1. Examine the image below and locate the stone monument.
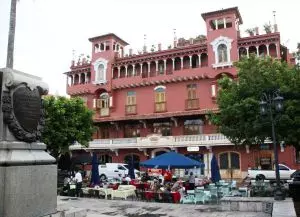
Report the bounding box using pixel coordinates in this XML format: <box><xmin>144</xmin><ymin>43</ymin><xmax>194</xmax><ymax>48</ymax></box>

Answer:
<box><xmin>0</xmin><ymin>68</ymin><xmax>57</xmax><ymax>217</ymax></box>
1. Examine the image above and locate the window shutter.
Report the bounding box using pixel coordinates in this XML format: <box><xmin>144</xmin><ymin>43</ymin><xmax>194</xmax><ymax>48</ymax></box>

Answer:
<box><xmin>96</xmin><ymin>99</ymin><xmax>101</xmax><ymax>108</ymax></box>
<box><xmin>93</xmin><ymin>99</ymin><xmax>97</xmax><ymax>108</ymax></box>
<box><xmin>109</xmin><ymin>96</ymin><xmax>113</xmax><ymax>107</ymax></box>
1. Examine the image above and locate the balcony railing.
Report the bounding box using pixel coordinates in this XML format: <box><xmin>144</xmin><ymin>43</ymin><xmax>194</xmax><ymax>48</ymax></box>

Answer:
<box><xmin>154</xmin><ymin>102</ymin><xmax>167</xmax><ymax>112</ymax></box>
<box><xmin>185</xmin><ymin>98</ymin><xmax>199</xmax><ymax>110</ymax></box>
<box><xmin>70</xmin><ymin>133</ymin><xmax>233</xmax><ymax>150</ymax></box>
<box><xmin>125</xmin><ymin>105</ymin><xmax>137</xmax><ymax>115</ymax></box>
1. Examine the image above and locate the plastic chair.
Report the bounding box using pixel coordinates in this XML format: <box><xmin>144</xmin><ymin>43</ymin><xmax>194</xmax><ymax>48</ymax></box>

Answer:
<box><xmin>187</xmin><ymin>190</ymin><xmax>195</xmax><ymax>195</ymax></box>
<box><xmin>209</xmin><ymin>187</ymin><xmax>218</xmax><ymax>199</ymax></box>
<box><xmin>194</xmin><ymin>191</ymin><xmax>206</xmax><ymax>204</ymax></box>
<box><xmin>231</xmin><ymin>180</ymin><xmax>237</xmax><ymax>189</ymax></box>
<box><xmin>181</xmin><ymin>194</ymin><xmax>195</xmax><ymax>204</ymax></box>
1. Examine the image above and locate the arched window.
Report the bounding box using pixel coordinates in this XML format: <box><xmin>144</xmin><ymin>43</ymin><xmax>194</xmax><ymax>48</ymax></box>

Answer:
<box><xmin>219</xmin><ymin>152</ymin><xmax>240</xmax><ymax>170</ymax></box>
<box><xmin>154</xmin><ymin>86</ymin><xmax>166</xmax><ymax>112</ymax></box>
<box><xmin>217</xmin><ymin>44</ymin><xmax>228</xmax><ymax>63</ymax></box>
<box><xmin>99</xmin><ymin>93</ymin><xmax>109</xmax><ymax>108</ymax></box>
<box><xmin>97</xmin><ymin>64</ymin><xmax>105</xmax><ymax>81</ymax></box>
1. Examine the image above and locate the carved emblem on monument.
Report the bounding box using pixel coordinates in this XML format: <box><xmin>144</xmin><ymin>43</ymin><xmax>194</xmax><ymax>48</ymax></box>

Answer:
<box><xmin>1</xmin><ymin>70</ymin><xmax>48</xmax><ymax>143</ymax></box>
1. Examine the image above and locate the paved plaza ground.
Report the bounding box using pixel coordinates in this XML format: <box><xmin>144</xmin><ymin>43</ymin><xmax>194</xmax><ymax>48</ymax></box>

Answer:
<box><xmin>57</xmin><ymin>196</ymin><xmax>271</xmax><ymax>217</ymax></box>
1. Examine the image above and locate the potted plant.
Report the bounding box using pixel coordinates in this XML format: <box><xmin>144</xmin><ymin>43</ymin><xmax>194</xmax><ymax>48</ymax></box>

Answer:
<box><xmin>168</xmin><ymin>45</ymin><xmax>172</xmax><ymax>49</ymax></box>
<box><xmin>245</xmin><ymin>28</ymin><xmax>255</xmax><ymax>36</ymax></box>
<box><xmin>263</xmin><ymin>23</ymin><xmax>272</xmax><ymax>34</ymax></box>
<box><xmin>150</xmin><ymin>45</ymin><xmax>155</xmax><ymax>52</ymax></box>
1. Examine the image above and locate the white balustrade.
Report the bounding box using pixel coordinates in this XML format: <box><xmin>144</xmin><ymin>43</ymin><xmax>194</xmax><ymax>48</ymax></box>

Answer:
<box><xmin>69</xmin><ymin>133</ymin><xmax>232</xmax><ymax>150</ymax></box>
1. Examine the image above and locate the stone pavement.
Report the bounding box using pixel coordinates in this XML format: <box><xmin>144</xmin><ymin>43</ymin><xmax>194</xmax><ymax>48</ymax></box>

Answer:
<box><xmin>57</xmin><ymin>196</ymin><xmax>271</xmax><ymax>217</ymax></box>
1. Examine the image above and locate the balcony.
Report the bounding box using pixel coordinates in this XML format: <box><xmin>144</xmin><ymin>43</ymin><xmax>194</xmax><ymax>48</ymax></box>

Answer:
<box><xmin>155</xmin><ymin>102</ymin><xmax>167</xmax><ymax>113</ymax></box>
<box><xmin>69</xmin><ymin>133</ymin><xmax>233</xmax><ymax>150</ymax></box>
<box><xmin>125</xmin><ymin>105</ymin><xmax>137</xmax><ymax>115</ymax></box>
<box><xmin>185</xmin><ymin>98</ymin><xmax>199</xmax><ymax>110</ymax></box>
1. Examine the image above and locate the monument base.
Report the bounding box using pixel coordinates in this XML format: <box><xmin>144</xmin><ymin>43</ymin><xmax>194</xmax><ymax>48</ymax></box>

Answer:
<box><xmin>0</xmin><ymin>142</ymin><xmax>57</xmax><ymax>217</ymax></box>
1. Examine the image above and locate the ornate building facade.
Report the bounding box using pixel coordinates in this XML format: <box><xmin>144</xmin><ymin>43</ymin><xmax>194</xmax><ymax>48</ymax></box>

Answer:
<box><xmin>65</xmin><ymin>7</ymin><xmax>297</xmax><ymax>179</ymax></box>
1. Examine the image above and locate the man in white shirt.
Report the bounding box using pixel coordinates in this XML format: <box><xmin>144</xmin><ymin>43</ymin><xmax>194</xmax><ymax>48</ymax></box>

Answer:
<box><xmin>74</xmin><ymin>169</ymin><xmax>83</xmax><ymax>197</ymax></box>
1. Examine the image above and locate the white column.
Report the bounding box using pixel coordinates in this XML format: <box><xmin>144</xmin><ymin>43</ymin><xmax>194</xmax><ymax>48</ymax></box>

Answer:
<box><xmin>140</xmin><ymin>63</ymin><xmax>143</xmax><ymax>75</ymax></box>
<box><xmin>256</xmin><ymin>46</ymin><xmax>259</xmax><ymax>57</ymax></box>
<box><xmin>172</xmin><ymin>58</ymin><xmax>175</xmax><ymax>70</ymax></box>
<box><xmin>275</xmin><ymin>44</ymin><xmax>279</xmax><ymax>58</ymax></box>
<box><xmin>148</xmin><ymin>62</ymin><xmax>150</xmax><ymax>76</ymax></box>
<box><xmin>78</xmin><ymin>74</ymin><xmax>81</xmax><ymax>84</ymax></box>
<box><xmin>223</xmin><ymin>18</ymin><xmax>226</xmax><ymax>28</ymax></box>
<box><xmin>215</xmin><ymin>19</ymin><xmax>218</xmax><ymax>29</ymax></box>
<box><xmin>125</xmin><ymin>65</ymin><xmax>128</xmax><ymax>77</ymax></box>
<box><xmin>180</xmin><ymin>57</ymin><xmax>183</xmax><ymax>69</ymax></box>
<box><xmin>164</xmin><ymin>59</ymin><xmax>167</xmax><ymax>74</ymax></box>
<box><xmin>155</xmin><ymin>60</ymin><xmax>158</xmax><ymax>72</ymax></box>
<box><xmin>189</xmin><ymin>56</ymin><xmax>192</xmax><ymax>68</ymax></box>
<box><xmin>72</xmin><ymin>75</ymin><xmax>75</xmax><ymax>85</ymax></box>
<box><xmin>266</xmin><ymin>44</ymin><xmax>270</xmax><ymax>56</ymax></box>
<box><xmin>246</xmin><ymin>47</ymin><xmax>249</xmax><ymax>58</ymax></box>
<box><xmin>211</xmin><ymin>84</ymin><xmax>216</xmax><ymax>97</ymax></box>
<box><xmin>118</xmin><ymin>66</ymin><xmax>120</xmax><ymax>78</ymax></box>
<box><xmin>85</xmin><ymin>72</ymin><xmax>88</xmax><ymax>83</ymax></box>
<box><xmin>198</xmin><ymin>54</ymin><xmax>201</xmax><ymax>67</ymax></box>
<box><xmin>133</xmin><ymin>65</ymin><xmax>135</xmax><ymax>76</ymax></box>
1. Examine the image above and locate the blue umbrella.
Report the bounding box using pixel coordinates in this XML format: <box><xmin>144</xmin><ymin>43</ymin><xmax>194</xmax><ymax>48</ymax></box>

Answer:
<box><xmin>140</xmin><ymin>152</ymin><xmax>204</xmax><ymax>169</ymax></box>
<box><xmin>128</xmin><ymin>157</ymin><xmax>135</xmax><ymax>180</ymax></box>
<box><xmin>90</xmin><ymin>153</ymin><xmax>100</xmax><ymax>185</ymax></box>
<box><xmin>211</xmin><ymin>154</ymin><xmax>221</xmax><ymax>183</ymax></box>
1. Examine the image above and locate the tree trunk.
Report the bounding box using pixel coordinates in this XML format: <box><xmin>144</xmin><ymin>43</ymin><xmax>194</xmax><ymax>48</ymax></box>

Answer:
<box><xmin>6</xmin><ymin>0</ymin><xmax>17</xmax><ymax>69</ymax></box>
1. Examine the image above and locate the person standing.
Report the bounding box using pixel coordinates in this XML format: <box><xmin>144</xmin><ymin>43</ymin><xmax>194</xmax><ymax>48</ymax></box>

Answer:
<box><xmin>188</xmin><ymin>172</ymin><xmax>195</xmax><ymax>190</ymax></box>
<box><xmin>74</xmin><ymin>169</ymin><xmax>83</xmax><ymax>197</ymax></box>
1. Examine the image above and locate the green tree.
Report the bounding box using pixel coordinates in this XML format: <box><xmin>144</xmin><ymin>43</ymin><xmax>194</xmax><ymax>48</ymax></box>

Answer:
<box><xmin>42</xmin><ymin>96</ymin><xmax>95</xmax><ymax>158</ymax></box>
<box><xmin>211</xmin><ymin>55</ymin><xmax>300</xmax><ymax>148</ymax></box>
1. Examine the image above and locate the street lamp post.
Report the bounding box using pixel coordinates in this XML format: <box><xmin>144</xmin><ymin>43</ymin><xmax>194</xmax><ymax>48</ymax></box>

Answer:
<box><xmin>259</xmin><ymin>92</ymin><xmax>285</xmax><ymax>200</ymax></box>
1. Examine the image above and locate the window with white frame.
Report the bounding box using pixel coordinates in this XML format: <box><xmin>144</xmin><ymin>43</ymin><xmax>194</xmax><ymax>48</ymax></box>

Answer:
<box><xmin>210</xmin><ymin>36</ymin><xmax>233</xmax><ymax>67</ymax></box>
<box><xmin>93</xmin><ymin>58</ymin><xmax>108</xmax><ymax>84</ymax></box>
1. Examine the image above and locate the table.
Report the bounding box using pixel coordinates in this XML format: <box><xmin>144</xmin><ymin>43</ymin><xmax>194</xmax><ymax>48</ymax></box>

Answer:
<box><xmin>83</xmin><ymin>187</ymin><xmax>112</xmax><ymax>199</ymax></box>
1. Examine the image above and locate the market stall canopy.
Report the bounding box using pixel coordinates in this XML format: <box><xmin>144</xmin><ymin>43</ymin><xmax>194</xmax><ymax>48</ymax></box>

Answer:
<box><xmin>140</xmin><ymin>151</ymin><xmax>205</xmax><ymax>169</ymax></box>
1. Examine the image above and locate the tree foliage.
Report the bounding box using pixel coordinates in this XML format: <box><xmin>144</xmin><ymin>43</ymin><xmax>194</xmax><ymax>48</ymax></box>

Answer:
<box><xmin>42</xmin><ymin>96</ymin><xmax>95</xmax><ymax>158</ymax></box>
<box><xmin>211</xmin><ymin>55</ymin><xmax>300</xmax><ymax>148</ymax></box>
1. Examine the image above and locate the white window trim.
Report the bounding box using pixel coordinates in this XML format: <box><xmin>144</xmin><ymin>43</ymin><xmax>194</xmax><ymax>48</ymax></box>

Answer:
<box><xmin>93</xmin><ymin>58</ymin><xmax>108</xmax><ymax>84</ymax></box>
<box><xmin>154</xmin><ymin>85</ymin><xmax>166</xmax><ymax>91</ymax></box>
<box><xmin>210</xmin><ymin>36</ymin><xmax>233</xmax><ymax>68</ymax></box>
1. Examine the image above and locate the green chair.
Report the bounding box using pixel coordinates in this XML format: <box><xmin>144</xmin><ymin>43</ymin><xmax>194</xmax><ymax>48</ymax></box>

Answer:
<box><xmin>181</xmin><ymin>194</ymin><xmax>195</xmax><ymax>204</ymax></box>
<box><xmin>194</xmin><ymin>191</ymin><xmax>206</xmax><ymax>204</ymax></box>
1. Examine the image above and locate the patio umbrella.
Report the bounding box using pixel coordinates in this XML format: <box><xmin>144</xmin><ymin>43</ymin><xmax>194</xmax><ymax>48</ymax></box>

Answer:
<box><xmin>90</xmin><ymin>153</ymin><xmax>100</xmax><ymax>185</ymax></box>
<box><xmin>210</xmin><ymin>154</ymin><xmax>221</xmax><ymax>183</ymax></box>
<box><xmin>140</xmin><ymin>151</ymin><xmax>204</xmax><ymax>169</ymax></box>
<box><xmin>128</xmin><ymin>156</ymin><xmax>135</xmax><ymax>180</ymax></box>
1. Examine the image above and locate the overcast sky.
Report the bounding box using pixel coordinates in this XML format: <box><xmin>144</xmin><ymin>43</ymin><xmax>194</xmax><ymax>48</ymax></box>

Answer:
<box><xmin>0</xmin><ymin>0</ymin><xmax>299</xmax><ymax>95</ymax></box>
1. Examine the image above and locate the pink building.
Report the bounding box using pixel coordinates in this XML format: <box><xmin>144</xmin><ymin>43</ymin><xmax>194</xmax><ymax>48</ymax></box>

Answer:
<box><xmin>65</xmin><ymin>7</ymin><xmax>298</xmax><ymax>179</ymax></box>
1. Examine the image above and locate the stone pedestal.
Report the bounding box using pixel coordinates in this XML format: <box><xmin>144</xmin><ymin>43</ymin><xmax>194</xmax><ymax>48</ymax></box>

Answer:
<box><xmin>0</xmin><ymin>68</ymin><xmax>57</xmax><ymax>217</ymax></box>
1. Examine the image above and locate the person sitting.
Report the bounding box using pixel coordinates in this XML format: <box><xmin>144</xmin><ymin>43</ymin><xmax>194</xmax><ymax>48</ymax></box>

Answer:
<box><xmin>163</xmin><ymin>170</ymin><xmax>172</xmax><ymax>183</ymax></box>
<box><xmin>171</xmin><ymin>179</ymin><xmax>183</xmax><ymax>191</ymax></box>
<box><xmin>141</xmin><ymin>172</ymin><xmax>151</xmax><ymax>182</ymax></box>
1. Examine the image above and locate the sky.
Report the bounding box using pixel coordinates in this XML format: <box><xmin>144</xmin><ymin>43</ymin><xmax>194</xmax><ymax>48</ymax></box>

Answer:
<box><xmin>0</xmin><ymin>0</ymin><xmax>299</xmax><ymax>96</ymax></box>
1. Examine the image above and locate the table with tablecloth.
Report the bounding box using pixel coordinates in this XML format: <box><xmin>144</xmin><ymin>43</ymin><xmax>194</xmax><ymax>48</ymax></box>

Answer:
<box><xmin>145</xmin><ymin>191</ymin><xmax>181</xmax><ymax>203</ymax></box>
<box><xmin>130</xmin><ymin>181</ymin><xmax>150</xmax><ymax>190</ymax></box>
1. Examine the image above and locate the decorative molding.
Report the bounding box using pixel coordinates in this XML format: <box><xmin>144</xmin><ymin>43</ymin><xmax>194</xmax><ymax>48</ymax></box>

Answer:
<box><xmin>210</xmin><ymin>36</ymin><xmax>233</xmax><ymax>67</ymax></box>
